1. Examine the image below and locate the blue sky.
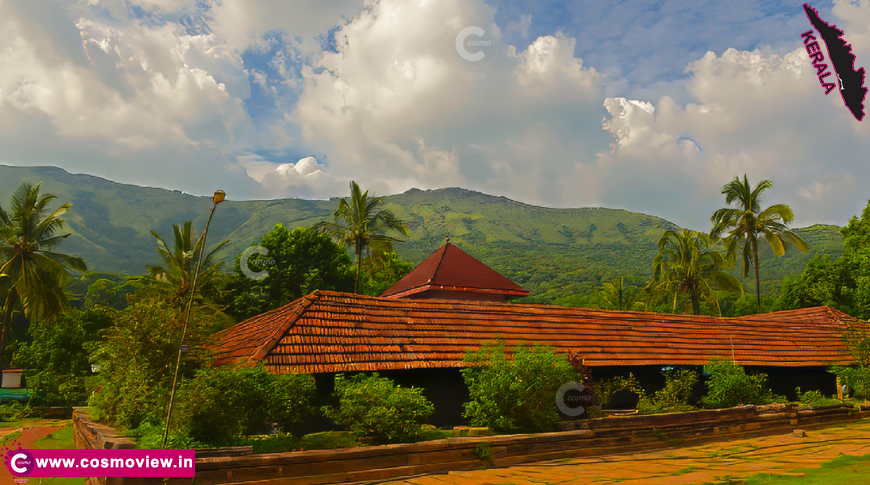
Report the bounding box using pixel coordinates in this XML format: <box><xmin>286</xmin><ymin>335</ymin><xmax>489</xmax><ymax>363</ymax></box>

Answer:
<box><xmin>0</xmin><ymin>0</ymin><xmax>867</xmax><ymax>231</ymax></box>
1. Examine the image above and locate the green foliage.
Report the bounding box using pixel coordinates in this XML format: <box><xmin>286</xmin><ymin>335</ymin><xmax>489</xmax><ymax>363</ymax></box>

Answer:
<box><xmin>322</xmin><ymin>373</ymin><xmax>434</xmax><ymax>444</ymax></box>
<box><xmin>699</xmin><ymin>360</ymin><xmax>785</xmax><ymax>409</ymax></box>
<box><xmin>174</xmin><ymin>365</ymin><xmax>318</xmax><ymax>446</ymax></box>
<box><xmin>0</xmin><ymin>180</ymin><xmax>88</xmax><ymax>365</ymax></box>
<box><xmin>358</xmin><ymin>241</ymin><xmax>414</xmax><ymax>296</ymax></box>
<box><xmin>0</xmin><ymin>402</ymin><xmax>31</xmax><ymax>422</ymax></box>
<box><xmin>599</xmin><ymin>276</ymin><xmax>646</xmax><ymax>311</ymax></box>
<box><xmin>648</xmin><ymin>229</ymin><xmax>743</xmax><ymax>316</ymax></box>
<box><xmin>637</xmin><ymin>370</ymin><xmax>699</xmax><ymax>415</ymax></box>
<box><xmin>80</xmin><ymin>273</ymin><xmax>138</xmax><ymax>310</ymax></box>
<box><xmin>711</xmin><ymin>175</ymin><xmax>808</xmax><ymax>314</ymax></box>
<box><xmin>314</xmin><ymin>181</ymin><xmax>409</xmax><ymax>293</ymax></box>
<box><xmin>461</xmin><ymin>341</ymin><xmax>581</xmax><ymax>433</ymax></box>
<box><xmin>828</xmin><ymin>325</ymin><xmax>870</xmax><ymax>399</ymax></box>
<box><xmin>89</xmin><ymin>297</ymin><xmax>228</xmax><ymax>430</ymax></box>
<box><xmin>10</xmin><ymin>307</ymin><xmax>113</xmax><ymax>405</ymax></box>
<box><xmin>226</xmin><ymin>225</ymin><xmax>355</xmax><ymax>321</ymax></box>
<box><xmin>594</xmin><ymin>373</ymin><xmax>644</xmax><ymax>409</ymax></box>
<box><xmin>773</xmin><ymin>201</ymin><xmax>870</xmax><ymax>319</ymax></box>
<box><xmin>794</xmin><ymin>387</ymin><xmax>841</xmax><ymax>407</ymax></box>
<box><xmin>724</xmin><ymin>291</ymin><xmax>777</xmax><ymax>316</ymax></box>
<box><xmin>128</xmin><ymin>220</ymin><xmax>229</xmax><ymax>307</ymax></box>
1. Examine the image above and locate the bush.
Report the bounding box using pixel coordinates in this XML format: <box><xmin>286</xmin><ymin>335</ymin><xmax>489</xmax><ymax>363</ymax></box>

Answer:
<box><xmin>322</xmin><ymin>373</ymin><xmax>434</xmax><ymax>444</ymax></box>
<box><xmin>0</xmin><ymin>402</ymin><xmax>31</xmax><ymax>422</ymax></box>
<box><xmin>594</xmin><ymin>373</ymin><xmax>644</xmax><ymax>410</ymax></box>
<box><xmin>176</xmin><ymin>365</ymin><xmax>318</xmax><ymax>446</ymax></box>
<box><xmin>795</xmin><ymin>387</ymin><xmax>842</xmax><ymax>407</ymax></box>
<box><xmin>637</xmin><ymin>369</ymin><xmax>698</xmax><ymax>415</ymax></box>
<box><xmin>699</xmin><ymin>360</ymin><xmax>785</xmax><ymax>409</ymax></box>
<box><xmin>89</xmin><ymin>297</ymin><xmax>220</xmax><ymax>430</ymax></box>
<box><xmin>829</xmin><ymin>366</ymin><xmax>870</xmax><ymax>400</ymax></box>
<box><xmin>461</xmin><ymin>342</ymin><xmax>581</xmax><ymax>433</ymax></box>
<box><xmin>829</xmin><ymin>327</ymin><xmax>870</xmax><ymax>400</ymax></box>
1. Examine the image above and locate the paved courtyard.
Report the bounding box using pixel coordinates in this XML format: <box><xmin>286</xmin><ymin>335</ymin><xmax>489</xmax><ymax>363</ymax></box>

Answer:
<box><xmin>381</xmin><ymin>419</ymin><xmax>870</xmax><ymax>485</ymax></box>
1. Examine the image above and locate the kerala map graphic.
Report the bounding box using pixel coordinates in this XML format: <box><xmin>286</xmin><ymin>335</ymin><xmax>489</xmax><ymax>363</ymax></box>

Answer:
<box><xmin>803</xmin><ymin>3</ymin><xmax>867</xmax><ymax>121</ymax></box>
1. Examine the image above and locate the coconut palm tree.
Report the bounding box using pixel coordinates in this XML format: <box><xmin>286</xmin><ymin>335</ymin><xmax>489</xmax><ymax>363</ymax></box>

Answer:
<box><xmin>600</xmin><ymin>277</ymin><xmax>645</xmax><ymax>311</ymax></box>
<box><xmin>130</xmin><ymin>221</ymin><xmax>228</xmax><ymax>305</ymax></box>
<box><xmin>314</xmin><ymin>181</ymin><xmax>408</xmax><ymax>293</ymax></box>
<box><xmin>0</xmin><ymin>181</ymin><xmax>87</xmax><ymax>361</ymax></box>
<box><xmin>647</xmin><ymin>229</ymin><xmax>743</xmax><ymax>316</ymax></box>
<box><xmin>710</xmin><ymin>175</ymin><xmax>808</xmax><ymax>313</ymax></box>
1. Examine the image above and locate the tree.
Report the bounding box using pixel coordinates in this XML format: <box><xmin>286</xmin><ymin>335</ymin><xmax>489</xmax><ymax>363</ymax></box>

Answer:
<box><xmin>228</xmin><ymin>225</ymin><xmax>355</xmax><ymax>321</ymax></box>
<box><xmin>711</xmin><ymin>175</ymin><xmax>808</xmax><ymax>313</ymax></box>
<box><xmin>0</xmin><ymin>181</ymin><xmax>87</xmax><ymax>363</ymax></box>
<box><xmin>359</xmin><ymin>241</ymin><xmax>414</xmax><ymax>297</ymax></box>
<box><xmin>774</xmin><ymin>199</ymin><xmax>870</xmax><ymax>319</ymax></box>
<box><xmin>314</xmin><ymin>181</ymin><xmax>408</xmax><ymax>293</ymax></box>
<box><xmin>599</xmin><ymin>276</ymin><xmax>645</xmax><ymax>311</ymax></box>
<box><xmin>10</xmin><ymin>307</ymin><xmax>113</xmax><ymax>405</ymax></box>
<box><xmin>647</xmin><ymin>229</ymin><xmax>743</xmax><ymax>315</ymax></box>
<box><xmin>130</xmin><ymin>221</ymin><xmax>228</xmax><ymax>306</ymax></box>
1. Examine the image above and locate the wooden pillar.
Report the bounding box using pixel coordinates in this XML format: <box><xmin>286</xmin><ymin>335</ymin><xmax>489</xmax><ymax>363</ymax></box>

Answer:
<box><xmin>836</xmin><ymin>376</ymin><xmax>843</xmax><ymax>400</ymax></box>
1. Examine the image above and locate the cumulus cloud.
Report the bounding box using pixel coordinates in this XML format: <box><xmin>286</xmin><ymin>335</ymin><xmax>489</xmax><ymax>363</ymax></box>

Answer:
<box><xmin>1</xmin><ymin>0</ymin><xmax>870</xmax><ymax>234</ymax></box>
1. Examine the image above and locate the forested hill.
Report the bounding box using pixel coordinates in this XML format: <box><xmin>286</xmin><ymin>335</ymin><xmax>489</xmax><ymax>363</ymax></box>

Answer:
<box><xmin>0</xmin><ymin>165</ymin><xmax>845</xmax><ymax>304</ymax></box>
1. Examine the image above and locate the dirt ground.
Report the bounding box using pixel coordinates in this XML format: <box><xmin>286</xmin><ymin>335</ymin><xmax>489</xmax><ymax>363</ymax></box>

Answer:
<box><xmin>0</xmin><ymin>420</ymin><xmax>69</xmax><ymax>485</ymax></box>
<box><xmin>382</xmin><ymin>419</ymin><xmax>870</xmax><ymax>485</ymax></box>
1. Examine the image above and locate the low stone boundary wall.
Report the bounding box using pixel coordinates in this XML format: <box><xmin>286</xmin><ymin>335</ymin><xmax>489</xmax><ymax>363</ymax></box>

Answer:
<box><xmin>74</xmin><ymin>404</ymin><xmax>870</xmax><ymax>485</ymax></box>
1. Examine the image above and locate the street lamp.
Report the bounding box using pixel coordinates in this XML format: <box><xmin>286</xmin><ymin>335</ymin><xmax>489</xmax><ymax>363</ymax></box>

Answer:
<box><xmin>162</xmin><ymin>190</ymin><xmax>226</xmax><ymax>448</ymax></box>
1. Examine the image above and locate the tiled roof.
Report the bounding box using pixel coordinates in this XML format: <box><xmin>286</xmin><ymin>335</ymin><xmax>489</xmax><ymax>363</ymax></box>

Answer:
<box><xmin>379</xmin><ymin>242</ymin><xmax>529</xmax><ymax>299</ymax></box>
<box><xmin>211</xmin><ymin>291</ymin><xmax>865</xmax><ymax>374</ymax></box>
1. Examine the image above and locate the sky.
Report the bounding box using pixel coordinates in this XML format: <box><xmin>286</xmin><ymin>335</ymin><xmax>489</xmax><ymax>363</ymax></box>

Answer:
<box><xmin>0</xmin><ymin>0</ymin><xmax>869</xmax><ymax>231</ymax></box>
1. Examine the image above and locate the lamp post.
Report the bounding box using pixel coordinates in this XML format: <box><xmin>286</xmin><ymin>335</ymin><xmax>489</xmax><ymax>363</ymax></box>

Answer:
<box><xmin>161</xmin><ymin>190</ymin><xmax>225</xmax><ymax>448</ymax></box>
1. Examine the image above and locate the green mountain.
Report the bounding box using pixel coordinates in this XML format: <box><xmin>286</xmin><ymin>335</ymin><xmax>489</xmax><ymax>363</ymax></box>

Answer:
<box><xmin>0</xmin><ymin>165</ymin><xmax>845</xmax><ymax>304</ymax></box>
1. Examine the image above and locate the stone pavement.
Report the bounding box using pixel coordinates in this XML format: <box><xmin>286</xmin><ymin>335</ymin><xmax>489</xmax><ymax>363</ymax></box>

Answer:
<box><xmin>380</xmin><ymin>419</ymin><xmax>870</xmax><ymax>485</ymax></box>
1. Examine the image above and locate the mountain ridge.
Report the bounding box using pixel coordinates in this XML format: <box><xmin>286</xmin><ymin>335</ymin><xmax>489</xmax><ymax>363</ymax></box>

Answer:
<box><xmin>0</xmin><ymin>164</ymin><xmax>845</xmax><ymax>303</ymax></box>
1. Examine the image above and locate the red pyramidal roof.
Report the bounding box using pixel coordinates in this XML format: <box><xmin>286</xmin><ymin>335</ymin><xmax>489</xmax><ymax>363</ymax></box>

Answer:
<box><xmin>379</xmin><ymin>242</ymin><xmax>529</xmax><ymax>299</ymax></box>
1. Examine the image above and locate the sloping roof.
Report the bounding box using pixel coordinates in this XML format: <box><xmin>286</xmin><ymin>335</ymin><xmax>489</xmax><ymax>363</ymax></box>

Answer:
<box><xmin>211</xmin><ymin>291</ymin><xmax>864</xmax><ymax>373</ymax></box>
<box><xmin>379</xmin><ymin>242</ymin><xmax>529</xmax><ymax>299</ymax></box>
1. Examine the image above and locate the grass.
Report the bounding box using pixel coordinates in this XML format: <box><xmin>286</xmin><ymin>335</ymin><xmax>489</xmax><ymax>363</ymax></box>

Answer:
<box><xmin>736</xmin><ymin>454</ymin><xmax>870</xmax><ymax>485</ymax></box>
<box><xmin>697</xmin><ymin>454</ymin><xmax>870</xmax><ymax>485</ymax></box>
<box><xmin>32</xmin><ymin>423</ymin><xmax>76</xmax><ymax>449</ymax></box>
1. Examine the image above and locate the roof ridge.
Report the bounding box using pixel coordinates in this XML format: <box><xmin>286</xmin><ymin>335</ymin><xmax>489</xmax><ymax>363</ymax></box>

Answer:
<box><xmin>427</xmin><ymin>243</ymin><xmax>450</xmax><ymax>285</ymax></box>
<box><xmin>248</xmin><ymin>291</ymin><xmax>320</xmax><ymax>364</ymax></box>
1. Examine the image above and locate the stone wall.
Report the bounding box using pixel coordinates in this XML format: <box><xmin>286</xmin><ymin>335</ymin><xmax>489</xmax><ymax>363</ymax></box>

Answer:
<box><xmin>73</xmin><ymin>404</ymin><xmax>870</xmax><ymax>485</ymax></box>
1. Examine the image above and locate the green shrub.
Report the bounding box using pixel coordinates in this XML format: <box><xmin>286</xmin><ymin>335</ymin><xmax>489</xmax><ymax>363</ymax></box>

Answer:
<box><xmin>322</xmin><ymin>373</ymin><xmax>434</xmax><ymax>444</ymax></box>
<box><xmin>829</xmin><ymin>327</ymin><xmax>870</xmax><ymax>400</ymax></box>
<box><xmin>699</xmin><ymin>360</ymin><xmax>785</xmax><ymax>409</ymax></box>
<box><xmin>269</xmin><ymin>372</ymin><xmax>319</xmax><ymax>437</ymax></box>
<box><xmin>0</xmin><ymin>402</ymin><xmax>31</xmax><ymax>422</ymax></box>
<box><xmin>594</xmin><ymin>373</ymin><xmax>644</xmax><ymax>409</ymax></box>
<box><xmin>461</xmin><ymin>341</ymin><xmax>582</xmax><ymax>433</ymax></box>
<box><xmin>637</xmin><ymin>369</ymin><xmax>698</xmax><ymax>415</ymax></box>
<box><xmin>795</xmin><ymin>387</ymin><xmax>842</xmax><ymax>407</ymax></box>
<box><xmin>89</xmin><ymin>297</ymin><xmax>221</xmax><ymax>430</ymax></box>
<box><xmin>174</xmin><ymin>365</ymin><xmax>318</xmax><ymax>446</ymax></box>
<box><xmin>829</xmin><ymin>366</ymin><xmax>870</xmax><ymax>400</ymax></box>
